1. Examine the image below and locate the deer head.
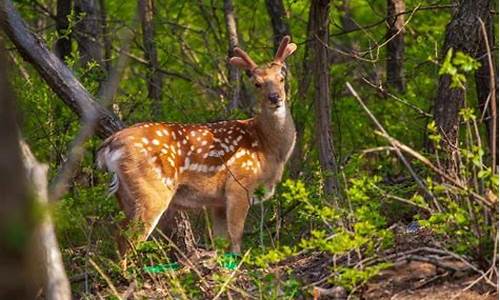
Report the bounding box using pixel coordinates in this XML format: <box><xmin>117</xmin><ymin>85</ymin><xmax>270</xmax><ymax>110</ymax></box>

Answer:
<box><xmin>229</xmin><ymin>36</ymin><xmax>297</xmax><ymax>113</ymax></box>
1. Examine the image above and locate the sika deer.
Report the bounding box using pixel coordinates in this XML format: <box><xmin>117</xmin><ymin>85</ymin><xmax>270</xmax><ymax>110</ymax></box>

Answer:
<box><xmin>97</xmin><ymin>36</ymin><xmax>297</xmax><ymax>255</ymax></box>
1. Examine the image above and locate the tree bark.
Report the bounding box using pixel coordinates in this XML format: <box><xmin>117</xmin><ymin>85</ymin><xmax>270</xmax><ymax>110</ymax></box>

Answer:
<box><xmin>55</xmin><ymin>0</ymin><xmax>72</xmax><ymax>61</ymax></box>
<box><xmin>0</xmin><ymin>0</ymin><xmax>124</xmax><ymax>139</ymax></box>
<box><xmin>311</xmin><ymin>0</ymin><xmax>340</xmax><ymax>198</ymax></box>
<box><xmin>386</xmin><ymin>0</ymin><xmax>405</xmax><ymax>92</ymax></box>
<box><xmin>73</xmin><ymin>0</ymin><xmax>104</xmax><ymax>67</ymax></box>
<box><xmin>223</xmin><ymin>0</ymin><xmax>241</xmax><ymax>111</ymax></box>
<box><xmin>0</xmin><ymin>39</ymin><xmax>33</xmax><ymax>300</ymax></box>
<box><xmin>139</xmin><ymin>0</ymin><xmax>163</xmax><ymax>117</ymax></box>
<box><xmin>433</xmin><ymin>0</ymin><xmax>491</xmax><ymax>174</ymax></box>
<box><xmin>265</xmin><ymin>0</ymin><xmax>291</xmax><ymax>50</ymax></box>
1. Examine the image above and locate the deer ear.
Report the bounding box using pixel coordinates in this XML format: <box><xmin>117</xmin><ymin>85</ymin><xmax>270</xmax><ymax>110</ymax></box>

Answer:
<box><xmin>282</xmin><ymin>43</ymin><xmax>297</xmax><ymax>60</ymax></box>
<box><xmin>229</xmin><ymin>57</ymin><xmax>251</xmax><ymax>70</ymax></box>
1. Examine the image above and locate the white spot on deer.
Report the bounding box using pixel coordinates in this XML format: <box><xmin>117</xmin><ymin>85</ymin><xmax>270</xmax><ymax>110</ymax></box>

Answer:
<box><xmin>221</xmin><ymin>143</ymin><xmax>229</xmax><ymax>152</ymax></box>
<box><xmin>162</xmin><ymin>129</ymin><xmax>169</xmax><ymax>136</ymax></box>
<box><xmin>196</xmin><ymin>148</ymin><xmax>203</xmax><ymax>154</ymax></box>
<box><xmin>160</xmin><ymin>149</ymin><xmax>168</xmax><ymax>155</ymax></box>
<box><xmin>196</xmin><ymin>136</ymin><xmax>201</xmax><ymax>141</ymax></box>
<box><xmin>133</xmin><ymin>143</ymin><xmax>143</xmax><ymax>149</ymax></box>
<box><xmin>183</xmin><ymin>139</ymin><xmax>188</xmax><ymax>145</ymax></box>
<box><xmin>142</xmin><ymin>138</ymin><xmax>149</xmax><ymax>145</ymax></box>
<box><xmin>168</xmin><ymin>157</ymin><xmax>176</xmax><ymax>167</ymax></box>
<box><xmin>191</xmin><ymin>132</ymin><xmax>196</xmax><ymax>137</ymax></box>
<box><xmin>251</xmin><ymin>141</ymin><xmax>259</xmax><ymax>147</ymax></box>
<box><xmin>156</xmin><ymin>130</ymin><xmax>163</xmax><ymax>137</ymax></box>
<box><xmin>235</xmin><ymin>150</ymin><xmax>245</xmax><ymax>159</ymax></box>
<box><xmin>201</xmin><ymin>140</ymin><xmax>208</xmax><ymax>146</ymax></box>
<box><xmin>172</xmin><ymin>132</ymin><xmax>177</xmax><ymax>140</ymax></box>
<box><xmin>236</xmin><ymin>135</ymin><xmax>243</xmax><ymax>142</ymax></box>
<box><xmin>149</xmin><ymin>156</ymin><xmax>157</xmax><ymax>163</ymax></box>
<box><xmin>152</xmin><ymin>139</ymin><xmax>160</xmax><ymax>145</ymax></box>
<box><xmin>228</xmin><ymin>130</ymin><xmax>233</xmax><ymax>134</ymax></box>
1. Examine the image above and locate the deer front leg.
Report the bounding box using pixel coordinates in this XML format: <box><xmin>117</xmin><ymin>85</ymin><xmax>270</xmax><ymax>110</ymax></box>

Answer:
<box><xmin>225</xmin><ymin>182</ymin><xmax>251</xmax><ymax>254</ymax></box>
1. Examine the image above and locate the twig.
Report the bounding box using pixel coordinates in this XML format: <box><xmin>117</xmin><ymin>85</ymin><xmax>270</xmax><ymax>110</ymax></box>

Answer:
<box><xmin>373</xmin><ymin>130</ymin><xmax>495</xmax><ymax>209</ymax></box>
<box><xmin>478</xmin><ymin>17</ymin><xmax>497</xmax><ymax>173</ymax></box>
<box><xmin>212</xmin><ymin>250</ymin><xmax>251</xmax><ymax>300</ymax></box>
<box><xmin>89</xmin><ymin>258</ymin><xmax>121</xmax><ymax>299</ymax></box>
<box><xmin>346</xmin><ymin>82</ymin><xmax>435</xmax><ymax>202</ymax></box>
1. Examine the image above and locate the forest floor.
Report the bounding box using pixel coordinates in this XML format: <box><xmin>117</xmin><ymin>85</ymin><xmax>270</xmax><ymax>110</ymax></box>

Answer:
<box><xmin>73</xmin><ymin>223</ymin><xmax>497</xmax><ymax>299</ymax></box>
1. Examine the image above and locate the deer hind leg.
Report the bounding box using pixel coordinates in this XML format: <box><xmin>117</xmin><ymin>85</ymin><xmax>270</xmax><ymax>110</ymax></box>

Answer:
<box><xmin>114</xmin><ymin>174</ymin><xmax>176</xmax><ymax>258</ymax></box>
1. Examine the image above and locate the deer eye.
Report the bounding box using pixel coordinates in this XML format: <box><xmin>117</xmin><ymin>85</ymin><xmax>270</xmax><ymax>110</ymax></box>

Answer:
<box><xmin>280</xmin><ymin>77</ymin><xmax>285</xmax><ymax>82</ymax></box>
<box><xmin>254</xmin><ymin>82</ymin><xmax>262</xmax><ymax>88</ymax></box>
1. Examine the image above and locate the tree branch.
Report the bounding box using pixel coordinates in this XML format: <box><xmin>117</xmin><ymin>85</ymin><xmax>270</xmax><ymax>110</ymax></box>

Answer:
<box><xmin>0</xmin><ymin>0</ymin><xmax>124</xmax><ymax>139</ymax></box>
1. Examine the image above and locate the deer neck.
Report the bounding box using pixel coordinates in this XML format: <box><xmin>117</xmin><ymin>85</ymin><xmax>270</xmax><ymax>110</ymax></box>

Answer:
<box><xmin>255</xmin><ymin>103</ymin><xmax>296</xmax><ymax>162</ymax></box>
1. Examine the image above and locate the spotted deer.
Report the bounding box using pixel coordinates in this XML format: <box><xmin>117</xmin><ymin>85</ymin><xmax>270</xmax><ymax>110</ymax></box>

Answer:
<box><xmin>97</xmin><ymin>36</ymin><xmax>297</xmax><ymax>255</ymax></box>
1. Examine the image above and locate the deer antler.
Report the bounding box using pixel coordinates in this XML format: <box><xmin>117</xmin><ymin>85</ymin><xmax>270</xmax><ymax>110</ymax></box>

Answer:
<box><xmin>231</xmin><ymin>47</ymin><xmax>258</xmax><ymax>71</ymax></box>
<box><xmin>274</xmin><ymin>35</ymin><xmax>297</xmax><ymax>64</ymax></box>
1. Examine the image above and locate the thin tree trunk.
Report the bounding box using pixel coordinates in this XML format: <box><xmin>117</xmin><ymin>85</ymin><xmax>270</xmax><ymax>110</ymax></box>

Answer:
<box><xmin>139</xmin><ymin>0</ymin><xmax>163</xmax><ymax>117</ymax></box>
<box><xmin>386</xmin><ymin>0</ymin><xmax>405</xmax><ymax>92</ymax></box>
<box><xmin>73</xmin><ymin>0</ymin><xmax>104</xmax><ymax>67</ymax></box>
<box><xmin>433</xmin><ymin>0</ymin><xmax>491</xmax><ymax>175</ymax></box>
<box><xmin>265</xmin><ymin>0</ymin><xmax>291</xmax><ymax>50</ymax></box>
<box><xmin>223</xmin><ymin>0</ymin><xmax>241</xmax><ymax>111</ymax></box>
<box><xmin>0</xmin><ymin>0</ymin><xmax>124</xmax><ymax>139</ymax></box>
<box><xmin>475</xmin><ymin>15</ymin><xmax>498</xmax><ymax>173</ymax></box>
<box><xmin>0</xmin><ymin>39</ymin><xmax>33</xmax><ymax>300</ymax></box>
<box><xmin>311</xmin><ymin>0</ymin><xmax>340</xmax><ymax>199</ymax></box>
<box><xmin>55</xmin><ymin>0</ymin><xmax>72</xmax><ymax>61</ymax></box>
<box><xmin>289</xmin><ymin>6</ymin><xmax>313</xmax><ymax>178</ymax></box>
<box><xmin>99</xmin><ymin>0</ymin><xmax>111</xmax><ymax>72</ymax></box>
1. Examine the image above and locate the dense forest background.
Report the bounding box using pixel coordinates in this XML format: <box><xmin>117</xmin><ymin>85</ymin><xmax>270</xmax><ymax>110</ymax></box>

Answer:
<box><xmin>0</xmin><ymin>0</ymin><xmax>498</xmax><ymax>299</ymax></box>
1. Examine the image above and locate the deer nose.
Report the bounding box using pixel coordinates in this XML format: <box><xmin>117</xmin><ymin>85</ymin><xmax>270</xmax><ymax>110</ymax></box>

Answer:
<box><xmin>268</xmin><ymin>93</ymin><xmax>281</xmax><ymax>104</ymax></box>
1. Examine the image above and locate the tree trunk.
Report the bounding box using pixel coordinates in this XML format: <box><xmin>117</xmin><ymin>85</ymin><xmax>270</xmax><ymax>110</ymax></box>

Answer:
<box><xmin>55</xmin><ymin>0</ymin><xmax>72</xmax><ymax>61</ymax></box>
<box><xmin>21</xmin><ymin>141</ymin><xmax>72</xmax><ymax>300</ymax></box>
<box><xmin>139</xmin><ymin>0</ymin><xmax>163</xmax><ymax>118</ymax></box>
<box><xmin>0</xmin><ymin>0</ymin><xmax>124</xmax><ymax>139</ymax></box>
<box><xmin>223</xmin><ymin>0</ymin><xmax>241</xmax><ymax>112</ymax></box>
<box><xmin>73</xmin><ymin>0</ymin><xmax>104</xmax><ymax>67</ymax></box>
<box><xmin>0</xmin><ymin>39</ymin><xmax>33</xmax><ymax>300</ymax></box>
<box><xmin>311</xmin><ymin>0</ymin><xmax>340</xmax><ymax>199</ymax></box>
<box><xmin>433</xmin><ymin>0</ymin><xmax>491</xmax><ymax>174</ymax></box>
<box><xmin>474</xmin><ymin>14</ymin><xmax>498</xmax><ymax>172</ymax></box>
<box><xmin>386</xmin><ymin>0</ymin><xmax>405</xmax><ymax>92</ymax></box>
<box><xmin>265</xmin><ymin>0</ymin><xmax>291</xmax><ymax>50</ymax></box>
